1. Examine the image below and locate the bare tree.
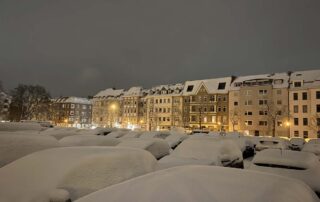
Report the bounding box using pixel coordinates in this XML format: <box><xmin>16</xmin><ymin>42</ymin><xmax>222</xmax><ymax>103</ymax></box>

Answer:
<box><xmin>229</xmin><ymin>109</ymin><xmax>239</xmax><ymax>132</ymax></box>
<box><xmin>266</xmin><ymin>101</ymin><xmax>288</xmax><ymax>137</ymax></box>
<box><xmin>309</xmin><ymin>114</ymin><xmax>320</xmax><ymax>138</ymax></box>
<box><xmin>9</xmin><ymin>84</ymin><xmax>51</xmax><ymax>121</ymax></box>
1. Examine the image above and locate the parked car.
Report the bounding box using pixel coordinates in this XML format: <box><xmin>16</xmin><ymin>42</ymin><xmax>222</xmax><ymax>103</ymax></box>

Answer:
<box><xmin>158</xmin><ymin>136</ymin><xmax>243</xmax><ymax>170</ymax></box>
<box><xmin>249</xmin><ymin>149</ymin><xmax>320</xmax><ymax>196</ymax></box>
<box><xmin>302</xmin><ymin>142</ymin><xmax>320</xmax><ymax>159</ymax></box>
<box><xmin>0</xmin><ymin>147</ymin><xmax>157</xmax><ymax>202</ymax></box>
<box><xmin>75</xmin><ymin>165</ymin><xmax>319</xmax><ymax>202</ymax></box>
<box><xmin>289</xmin><ymin>137</ymin><xmax>306</xmax><ymax>151</ymax></box>
<box><xmin>255</xmin><ymin>137</ymin><xmax>289</xmax><ymax>151</ymax></box>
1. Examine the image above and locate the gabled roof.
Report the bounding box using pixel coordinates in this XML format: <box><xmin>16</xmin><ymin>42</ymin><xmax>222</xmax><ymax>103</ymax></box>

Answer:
<box><xmin>147</xmin><ymin>83</ymin><xmax>184</xmax><ymax>96</ymax></box>
<box><xmin>182</xmin><ymin>77</ymin><xmax>232</xmax><ymax>95</ymax></box>
<box><xmin>230</xmin><ymin>72</ymin><xmax>289</xmax><ymax>90</ymax></box>
<box><xmin>290</xmin><ymin>69</ymin><xmax>320</xmax><ymax>89</ymax></box>
<box><xmin>94</xmin><ymin>88</ymin><xmax>124</xmax><ymax>98</ymax></box>
<box><xmin>123</xmin><ymin>87</ymin><xmax>144</xmax><ymax>97</ymax></box>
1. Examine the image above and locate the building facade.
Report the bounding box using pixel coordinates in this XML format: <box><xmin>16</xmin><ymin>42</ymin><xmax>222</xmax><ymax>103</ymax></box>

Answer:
<box><xmin>289</xmin><ymin>70</ymin><xmax>320</xmax><ymax>139</ymax></box>
<box><xmin>229</xmin><ymin>73</ymin><xmax>290</xmax><ymax>137</ymax></box>
<box><xmin>146</xmin><ymin>84</ymin><xmax>184</xmax><ymax>131</ymax></box>
<box><xmin>51</xmin><ymin>97</ymin><xmax>92</xmax><ymax>128</ymax></box>
<box><xmin>183</xmin><ymin>77</ymin><xmax>232</xmax><ymax>131</ymax></box>
<box><xmin>92</xmin><ymin>88</ymin><xmax>124</xmax><ymax>128</ymax></box>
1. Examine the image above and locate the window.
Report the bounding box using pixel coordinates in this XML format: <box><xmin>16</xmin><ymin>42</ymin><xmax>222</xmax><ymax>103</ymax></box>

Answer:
<box><xmin>317</xmin><ymin>105</ymin><xmax>320</xmax><ymax>113</ymax></box>
<box><xmin>218</xmin><ymin>106</ymin><xmax>221</xmax><ymax>112</ymax></box>
<box><xmin>303</xmin><ymin>118</ymin><xmax>308</xmax><ymax>126</ymax></box>
<box><xmin>245</xmin><ymin>120</ymin><xmax>253</xmax><ymax>126</ymax></box>
<box><xmin>259</xmin><ymin>111</ymin><xmax>268</xmax><ymax>115</ymax></box>
<box><xmin>259</xmin><ymin>100</ymin><xmax>268</xmax><ymax>105</ymax></box>
<box><xmin>70</xmin><ymin>111</ymin><xmax>74</xmax><ymax>115</ymax></box>
<box><xmin>293</xmin><ymin>93</ymin><xmax>298</xmax><ymax>100</ymax></box>
<box><xmin>245</xmin><ymin>100</ymin><xmax>252</xmax><ymax>106</ymax></box>
<box><xmin>210</xmin><ymin>106</ymin><xmax>215</xmax><ymax>112</ymax></box>
<box><xmin>277</xmin><ymin>121</ymin><xmax>282</xmax><ymax>127</ymax></box>
<box><xmin>163</xmin><ymin>117</ymin><xmax>166</xmax><ymax>121</ymax></box>
<box><xmin>223</xmin><ymin>107</ymin><xmax>226</xmax><ymax>112</ymax></box>
<box><xmin>317</xmin><ymin>118</ymin><xmax>320</xmax><ymax>126</ymax></box>
<box><xmin>191</xmin><ymin>106</ymin><xmax>196</xmax><ymax>112</ymax></box>
<box><xmin>245</xmin><ymin>111</ymin><xmax>253</xmax><ymax>116</ymax></box>
<box><xmin>294</xmin><ymin>118</ymin><xmax>299</xmax><ymax>126</ymax></box>
<box><xmin>191</xmin><ymin>116</ymin><xmax>196</xmax><ymax>122</ymax></box>
<box><xmin>212</xmin><ymin>116</ymin><xmax>216</xmax><ymax>123</ymax></box>
<box><xmin>234</xmin><ymin>101</ymin><xmax>238</xmax><ymax>106</ymax></box>
<box><xmin>294</xmin><ymin>105</ymin><xmax>298</xmax><ymax>113</ymax></box>
<box><xmin>302</xmin><ymin>105</ymin><xmax>308</xmax><ymax>113</ymax></box>
<box><xmin>303</xmin><ymin>131</ymin><xmax>308</xmax><ymax>139</ymax></box>
<box><xmin>82</xmin><ymin>105</ymin><xmax>87</xmax><ymax>109</ymax></box>
<box><xmin>71</xmin><ymin>104</ymin><xmax>75</xmax><ymax>109</ymax></box>
<box><xmin>259</xmin><ymin>121</ymin><xmax>268</xmax><ymax>126</ymax></box>
<box><xmin>218</xmin><ymin>82</ymin><xmax>226</xmax><ymax>90</ymax></box>
<box><xmin>160</xmin><ymin>99</ymin><xmax>162</xmax><ymax>104</ymax></box>
<box><xmin>317</xmin><ymin>91</ymin><xmax>320</xmax><ymax>99</ymax></box>
<box><xmin>245</xmin><ymin>90</ymin><xmax>251</xmax><ymax>96</ymax></box>
<box><xmin>186</xmin><ymin>85</ymin><xmax>194</xmax><ymax>92</ymax></box>
<box><xmin>302</xmin><ymin>92</ymin><xmax>308</xmax><ymax>100</ymax></box>
<box><xmin>293</xmin><ymin>81</ymin><xmax>302</xmax><ymax>87</ymax></box>
<box><xmin>259</xmin><ymin>90</ymin><xmax>267</xmax><ymax>95</ymax></box>
<box><xmin>210</xmin><ymin>96</ymin><xmax>215</xmax><ymax>102</ymax></box>
<box><xmin>277</xmin><ymin>100</ymin><xmax>282</xmax><ymax>105</ymax></box>
<box><xmin>294</xmin><ymin>131</ymin><xmax>299</xmax><ymax>137</ymax></box>
<box><xmin>204</xmin><ymin>96</ymin><xmax>207</xmax><ymax>102</ymax></box>
<box><xmin>156</xmin><ymin>99</ymin><xmax>158</xmax><ymax>104</ymax></box>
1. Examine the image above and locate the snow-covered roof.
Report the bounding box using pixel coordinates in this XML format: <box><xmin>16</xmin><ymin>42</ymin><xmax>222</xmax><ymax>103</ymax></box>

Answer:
<box><xmin>54</xmin><ymin>97</ymin><xmax>91</xmax><ymax>105</ymax></box>
<box><xmin>123</xmin><ymin>86</ymin><xmax>144</xmax><ymax>97</ymax></box>
<box><xmin>230</xmin><ymin>72</ymin><xmax>290</xmax><ymax>90</ymax></box>
<box><xmin>147</xmin><ymin>83</ymin><xmax>184</xmax><ymax>97</ymax></box>
<box><xmin>75</xmin><ymin>165</ymin><xmax>319</xmax><ymax>202</ymax></box>
<box><xmin>94</xmin><ymin>88</ymin><xmax>124</xmax><ymax>98</ymax></box>
<box><xmin>0</xmin><ymin>147</ymin><xmax>157</xmax><ymax>202</ymax></box>
<box><xmin>289</xmin><ymin>69</ymin><xmax>320</xmax><ymax>89</ymax></box>
<box><xmin>182</xmin><ymin>77</ymin><xmax>232</xmax><ymax>96</ymax></box>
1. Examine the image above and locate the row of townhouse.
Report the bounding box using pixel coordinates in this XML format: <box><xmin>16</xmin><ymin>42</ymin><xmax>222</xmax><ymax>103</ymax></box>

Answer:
<box><xmin>87</xmin><ymin>69</ymin><xmax>320</xmax><ymax>138</ymax></box>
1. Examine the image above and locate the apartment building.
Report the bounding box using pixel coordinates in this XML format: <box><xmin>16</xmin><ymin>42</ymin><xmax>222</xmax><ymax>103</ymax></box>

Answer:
<box><xmin>289</xmin><ymin>70</ymin><xmax>320</xmax><ymax>138</ymax></box>
<box><xmin>51</xmin><ymin>97</ymin><xmax>92</xmax><ymax>128</ymax></box>
<box><xmin>122</xmin><ymin>87</ymin><xmax>148</xmax><ymax>130</ymax></box>
<box><xmin>229</xmin><ymin>73</ymin><xmax>290</xmax><ymax>137</ymax></box>
<box><xmin>146</xmin><ymin>84</ymin><xmax>184</xmax><ymax>131</ymax></box>
<box><xmin>92</xmin><ymin>88</ymin><xmax>124</xmax><ymax>128</ymax></box>
<box><xmin>183</xmin><ymin>77</ymin><xmax>232</xmax><ymax>131</ymax></box>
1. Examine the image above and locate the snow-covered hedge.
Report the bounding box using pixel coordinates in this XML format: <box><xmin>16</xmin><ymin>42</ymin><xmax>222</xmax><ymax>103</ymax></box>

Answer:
<box><xmin>0</xmin><ymin>134</ymin><xmax>59</xmax><ymax>167</ymax></box>
<box><xmin>75</xmin><ymin>165</ymin><xmax>319</xmax><ymax>202</ymax></box>
<box><xmin>59</xmin><ymin>135</ymin><xmax>120</xmax><ymax>146</ymax></box>
<box><xmin>0</xmin><ymin>147</ymin><xmax>157</xmax><ymax>202</ymax></box>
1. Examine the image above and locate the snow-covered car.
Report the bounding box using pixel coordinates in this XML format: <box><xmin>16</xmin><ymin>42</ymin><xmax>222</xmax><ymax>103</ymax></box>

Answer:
<box><xmin>80</xmin><ymin>127</ymin><xmax>114</xmax><ymax>136</ymax></box>
<box><xmin>105</xmin><ymin>130</ymin><xmax>129</xmax><ymax>138</ymax></box>
<box><xmin>75</xmin><ymin>165</ymin><xmax>319</xmax><ymax>202</ymax></box>
<box><xmin>117</xmin><ymin>138</ymin><xmax>170</xmax><ymax>159</ymax></box>
<box><xmin>0</xmin><ymin>133</ymin><xmax>59</xmax><ymax>167</ymax></box>
<box><xmin>158</xmin><ymin>137</ymin><xmax>243</xmax><ymax>170</ymax></box>
<box><xmin>249</xmin><ymin>149</ymin><xmax>320</xmax><ymax>196</ymax></box>
<box><xmin>40</xmin><ymin>127</ymin><xmax>82</xmax><ymax>140</ymax></box>
<box><xmin>0</xmin><ymin>122</ymin><xmax>44</xmax><ymax>132</ymax></box>
<box><xmin>308</xmin><ymin>139</ymin><xmax>320</xmax><ymax>144</ymax></box>
<box><xmin>139</xmin><ymin>131</ymin><xmax>171</xmax><ymax>139</ymax></box>
<box><xmin>302</xmin><ymin>143</ymin><xmax>320</xmax><ymax>159</ymax></box>
<box><xmin>255</xmin><ymin>137</ymin><xmax>289</xmax><ymax>151</ymax></box>
<box><xmin>164</xmin><ymin>132</ymin><xmax>189</xmax><ymax>149</ymax></box>
<box><xmin>289</xmin><ymin>137</ymin><xmax>306</xmax><ymax>151</ymax></box>
<box><xmin>0</xmin><ymin>147</ymin><xmax>157</xmax><ymax>202</ymax></box>
<box><xmin>59</xmin><ymin>135</ymin><xmax>120</xmax><ymax>146</ymax></box>
<box><xmin>120</xmin><ymin>131</ymin><xmax>143</xmax><ymax>138</ymax></box>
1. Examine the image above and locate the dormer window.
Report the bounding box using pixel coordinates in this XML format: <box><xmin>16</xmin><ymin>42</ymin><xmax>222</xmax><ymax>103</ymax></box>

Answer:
<box><xmin>293</xmin><ymin>81</ymin><xmax>302</xmax><ymax>87</ymax></box>
<box><xmin>186</xmin><ymin>85</ymin><xmax>194</xmax><ymax>92</ymax></box>
<box><xmin>218</xmin><ymin>82</ymin><xmax>226</xmax><ymax>90</ymax></box>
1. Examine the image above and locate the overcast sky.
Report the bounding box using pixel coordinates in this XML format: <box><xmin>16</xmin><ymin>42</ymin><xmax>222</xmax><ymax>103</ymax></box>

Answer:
<box><xmin>0</xmin><ymin>0</ymin><xmax>319</xmax><ymax>97</ymax></box>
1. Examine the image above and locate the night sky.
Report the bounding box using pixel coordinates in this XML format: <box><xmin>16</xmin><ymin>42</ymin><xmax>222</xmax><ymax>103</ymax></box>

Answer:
<box><xmin>0</xmin><ymin>0</ymin><xmax>320</xmax><ymax>97</ymax></box>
